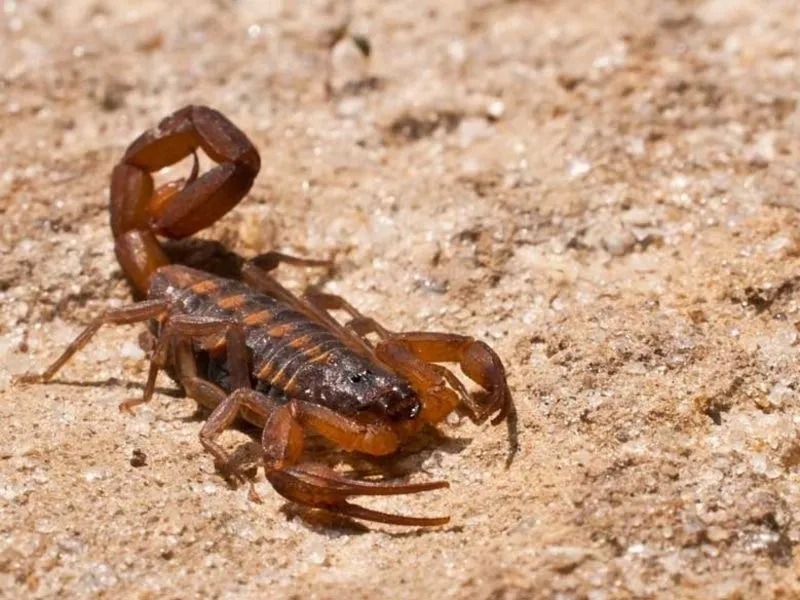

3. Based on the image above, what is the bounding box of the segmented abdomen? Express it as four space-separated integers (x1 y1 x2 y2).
150 265 346 397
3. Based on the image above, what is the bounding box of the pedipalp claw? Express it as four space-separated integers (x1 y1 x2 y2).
286 463 449 496
332 501 450 527
462 340 512 425
266 463 450 526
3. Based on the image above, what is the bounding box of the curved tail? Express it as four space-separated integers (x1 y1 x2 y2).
110 106 260 295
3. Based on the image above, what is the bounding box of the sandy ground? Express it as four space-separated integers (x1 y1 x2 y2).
2 0 800 598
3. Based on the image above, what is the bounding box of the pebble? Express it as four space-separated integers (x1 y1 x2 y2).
764 234 792 254
767 382 796 408
545 546 591 573
329 36 369 93
458 117 494 147
603 226 637 256
745 131 776 166
622 208 653 227
84 468 110 482
568 158 591 178
447 39 467 64
706 525 731 543
486 99 505 120
336 96 366 118
119 341 144 360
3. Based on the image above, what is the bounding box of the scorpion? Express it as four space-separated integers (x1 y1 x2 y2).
21 106 513 526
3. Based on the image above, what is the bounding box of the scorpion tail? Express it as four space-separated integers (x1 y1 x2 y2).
110 106 260 295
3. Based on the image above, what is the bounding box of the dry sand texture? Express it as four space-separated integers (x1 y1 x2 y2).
3 0 800 598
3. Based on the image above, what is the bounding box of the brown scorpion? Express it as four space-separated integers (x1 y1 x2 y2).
21 106 512 526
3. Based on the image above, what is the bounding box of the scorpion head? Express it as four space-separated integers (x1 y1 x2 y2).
367 377 420 421
317 352 421 422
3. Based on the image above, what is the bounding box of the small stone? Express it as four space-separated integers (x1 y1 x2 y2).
84 468 110 482
627 543 647 555
764 235 792 254
125 413 153 438
129 449 147 467
745 131 776 166
557 73 583 91
306 540 328 565
486 99 505 120
502 171 522 189
329 36 369 93
458 117 494 147
767 382 795 409
697 0 753 25
707 525 731 543
661 464 679 480
100 80 128 111
603 226 637 256
546 546 590 573
754 395 771 411
622 208 653 227
627 137 645 156
447 39 467 64
459 157 482 175
11 300 28 321
750 453 768 474
58 536 86 556
119 340 144 360
336 96 365 118
670 174 689 190
659 552 683 575
568 158 591 178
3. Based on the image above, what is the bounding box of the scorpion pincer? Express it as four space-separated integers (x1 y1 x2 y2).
20 106 513 526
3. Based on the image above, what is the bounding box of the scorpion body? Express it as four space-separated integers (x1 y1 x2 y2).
22 106 512 526
149 265 422 426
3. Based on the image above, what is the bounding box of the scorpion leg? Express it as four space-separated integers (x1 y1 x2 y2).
169 338 272 495
136 315 273 489
156 314 450 525
140 315 259 459
247 251 333 273
115 311 240 415
305 292 372 325
196 385 274 488
195 323 262 478
262 402 450 527
17 299 170 384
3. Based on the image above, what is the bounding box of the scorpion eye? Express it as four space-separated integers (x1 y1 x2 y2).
349 369 372 384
